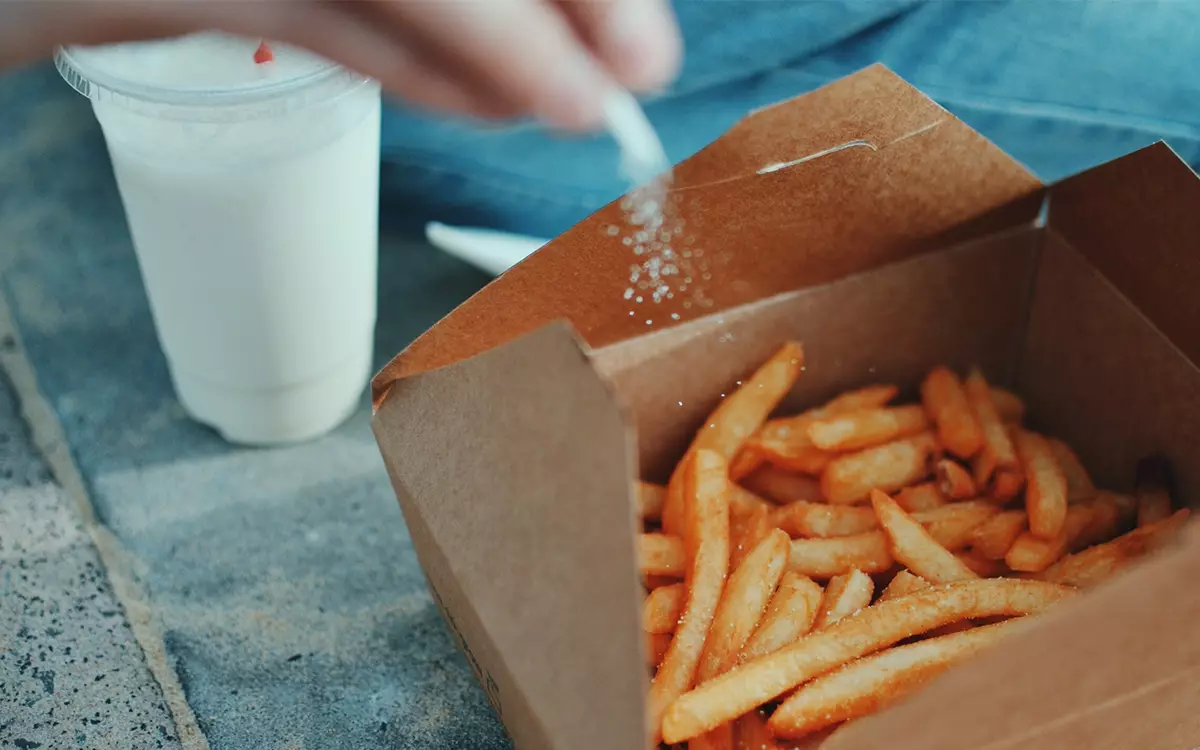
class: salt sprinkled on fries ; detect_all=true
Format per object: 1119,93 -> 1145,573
630,342 -> 1191,745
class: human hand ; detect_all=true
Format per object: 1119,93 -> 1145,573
3,0 -> 682,130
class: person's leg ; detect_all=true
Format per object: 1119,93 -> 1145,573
380,0 -> 1200,238
378,1 -> 919,237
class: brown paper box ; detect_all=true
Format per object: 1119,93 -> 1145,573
371,65 -> 1200,750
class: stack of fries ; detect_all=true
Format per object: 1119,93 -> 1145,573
636,342 -> 1190,748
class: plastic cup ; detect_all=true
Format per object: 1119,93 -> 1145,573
56,33 -> 381,445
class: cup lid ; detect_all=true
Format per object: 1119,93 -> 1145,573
56,32 -> 351,107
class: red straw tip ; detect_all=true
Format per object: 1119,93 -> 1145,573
254,41 -> 275,65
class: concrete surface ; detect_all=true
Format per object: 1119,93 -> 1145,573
0,63 -> 507,748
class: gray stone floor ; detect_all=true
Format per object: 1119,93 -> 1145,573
0,363 -> 181,750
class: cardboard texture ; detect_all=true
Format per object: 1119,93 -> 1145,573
371,65 -> 1200,750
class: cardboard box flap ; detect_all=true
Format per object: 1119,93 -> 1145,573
819,524 -> 1200,750
372,65 -> 1043,405
1048,142 -> 1200,367
371,322 -> 647,750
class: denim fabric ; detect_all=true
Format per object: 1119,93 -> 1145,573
380,0 -> 1200,239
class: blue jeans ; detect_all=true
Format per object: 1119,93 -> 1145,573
379,0 -> 1200,239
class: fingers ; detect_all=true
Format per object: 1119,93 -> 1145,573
559,0 -> 682,93
365,0 -> 616,130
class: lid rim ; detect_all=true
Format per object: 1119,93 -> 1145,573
55,43 -> 359,108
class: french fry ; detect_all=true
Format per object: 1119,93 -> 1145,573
689,722 -> 734,750
647,632 -> 672,670
643,583 -> 687,634
872,489 -> 979,583
730,504 -> 776,570
1037,509 -> 1190,587
878,569 -> 930,602
774,501 -> 879,538
989,387 -> 1026,424
660,579 -> 1074,743
662,343 -> 805,533
955,549 -> 1009,578
744,385 -> 899,478
769,619 -> 1027,739
738,466 -> 823,504
935,459 -> 977,500
1014,429 -> 1068,540
1005,505 -> 1094,572
648,450 -> 731,742
964,369 -> 1022,497
728,447 -> 765,482
970,509 -> 1028,560
728,484 -> 773,517
807,405 -> 929,452
1135,454 -> 1174,527
814,569 -> 874,629
823,384 -> 901,413
788,532 -> 894,578
638,533 -> 686,578
1072,492 -> 1132,551
696,529 -> 790,683
637,481 -> 668,521
1048,438 -> 1095,501
821,432 -> 938,505
734,710 -> 784,750
910,500 -> 999,552
738,572 -> 824,662
894,482 -> 948,513
921,366 -> 984,459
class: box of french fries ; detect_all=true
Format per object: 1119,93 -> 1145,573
370,65 -> 1200,750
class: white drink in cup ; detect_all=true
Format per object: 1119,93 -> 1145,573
56,33 -> 380,445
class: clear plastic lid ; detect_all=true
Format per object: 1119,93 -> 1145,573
56,32 -> 370,120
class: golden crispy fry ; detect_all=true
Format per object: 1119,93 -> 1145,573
745,386 -> 899,479
728,484 -> 772,517
638,533 -> 686,578
734,710 -> 784,750
696,530 -> 790,683
660,579 -> 1074,743
964,369 -> 1022,496
1037,509 -> 1191,587
770,619 -> 1027,739
823,384 -> 901,413
878,570 -> 930,602
689,722 -> 734,750
643,583 -> 687,634
894,482 -> 948,513
774,501 -> 878,538
821,432 -> 938,505
738,466 -> 823,505
1135,454 -> 1174,527
730,504 -> 776,570
910,500 -> 999,552
970,509 -> 1028,560
921,366 -> 984,459
955,549 -> 1009,577
662,343 -> 805,533
1005,505 -> 1094,572
648,450 -> 731,742
872,490 -> 979,584
1047,438 -> 1095,502
738,572 -> 824,662
728,447 -> 766,482
814,569 -> 875,629
807,405 -> 929,452
935,459 -> 977,500
989,387 -> 1026,424
647,632 -> 672,671
1072,492 -> 1132,551
787,532 -> 894,578
637,481 -> 668,521
1013,429 -> 1068,540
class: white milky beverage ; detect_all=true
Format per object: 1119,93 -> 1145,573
57,33 -> 381,445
